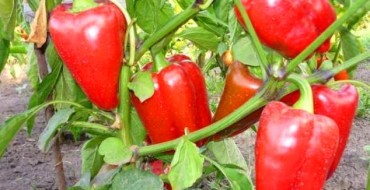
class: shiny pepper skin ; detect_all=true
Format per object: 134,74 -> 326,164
131,55 -> 212,144
281,84 -> 359,178
49,3 -> 126,110
235,0 -> 336,58
256,101 -> 339,189
212,61 -> 262,140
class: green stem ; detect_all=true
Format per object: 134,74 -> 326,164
287,0 -> 368,73
70,0 -> 98,13
9,45 -> 27,54
287,74 -> 314,113
138,51 -> 370,157
329,52 -> 370,76
281,52 -> 370,98
135,5 -> 200,61
70,121 -> 117,136
138,79 -> 278,156
118,66 -> 132,146
153,52 -> 169,72
234,0 -> 268,79
110,0 -> 136,66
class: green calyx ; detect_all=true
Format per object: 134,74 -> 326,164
70,0 -> 98,13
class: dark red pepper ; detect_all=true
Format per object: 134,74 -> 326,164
256,101 -> 339,189
282,84 -> 359,178
49,2 -> 126,110
212,61 -> 263,140
235,0 -> 336,58
131,55 -> 212,144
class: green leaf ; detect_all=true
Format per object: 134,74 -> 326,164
0,0 -> 17,40
81,137 -> 105,179
130,108 -> 146,145
0,104 -> 47,157
340,29 -> 363,61
128,71 -> 154,102
55,65 -> 90,110
135,0 -> 174,34
28,0 -> 39,11
176,0 -> 193,9
340,29 -> 363,74
207,139 -> 249,171
126,0 -> 135,17
221,165 -> 253,190
111,168 -> 163,190
0,38 -> 10,74
205,157 -> 253,190
194,12 -> 227,37
232,36 -> 260,66
228,9 -> 243,43
38,108 -> 75,152
47,41 -> 64,69
213,0 -> 232,23
0,113 -> 29,157
168,137 -> 204,190
69,172 -> 91,190
27,42 -> 63,132
98,137 -> 132,165
91,167 -> 120,188
177,27 -> 221,52
27,45 -> 39,89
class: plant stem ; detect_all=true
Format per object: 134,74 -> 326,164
234,0 -> 268,79
138,52 -> 370,156
138,79 -> 278,156
110,0 -> 136,66
52,135 -> 66,190
70,122 -> 117,136
135,5 -> 200,61
287,0 -> 368,73
329,52 -> 370,76
287,74 -> 314,113
9,45 -> 27,54
281,52 -> 370,97
153,52 -> 169,72
118,66 -> 132,146
34,42 -> 67,190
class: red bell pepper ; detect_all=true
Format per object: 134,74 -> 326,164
256,101 -> 339,189
49,2 -> 126,110
212,61 -> 263,140
281,84 -> 359,178
131,55 -> 212,144
235,0 -> 336,58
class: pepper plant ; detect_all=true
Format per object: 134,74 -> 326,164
0,0 -> 369,189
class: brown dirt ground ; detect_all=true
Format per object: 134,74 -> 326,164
0,61 -> 369,190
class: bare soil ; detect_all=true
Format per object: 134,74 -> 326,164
0,62 -> 369,190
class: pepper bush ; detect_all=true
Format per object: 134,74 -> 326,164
0,0 -> 369,189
